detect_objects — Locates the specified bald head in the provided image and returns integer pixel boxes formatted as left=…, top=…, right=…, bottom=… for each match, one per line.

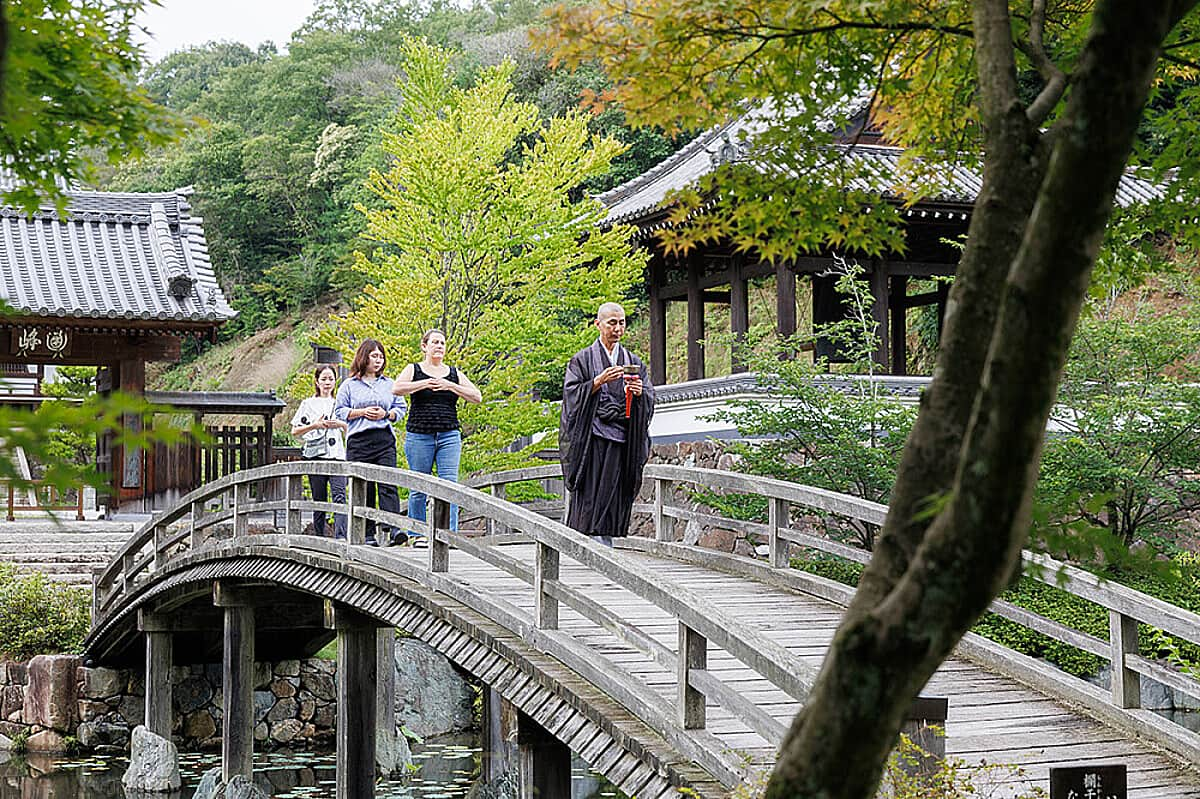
left=597, top=302, right=625, bottom=320
left=595, top=302, right=627, bottom=348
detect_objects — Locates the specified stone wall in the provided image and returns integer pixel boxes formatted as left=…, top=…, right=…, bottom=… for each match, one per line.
left=632, top=440, right=767, bottom=558
left=0, top=639, right=475, bottom=754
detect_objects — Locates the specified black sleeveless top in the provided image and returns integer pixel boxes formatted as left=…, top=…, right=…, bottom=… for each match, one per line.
left=406, top=363, right=461, bottom=433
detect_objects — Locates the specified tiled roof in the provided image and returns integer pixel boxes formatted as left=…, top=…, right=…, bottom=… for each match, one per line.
left=655, top=372, right=930, bottom=404
left=0, top=183, right=235, bottom=327
left=598, top=106, right=1163, bottom=227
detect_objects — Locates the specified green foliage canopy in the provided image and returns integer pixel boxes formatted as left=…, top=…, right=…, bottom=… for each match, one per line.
left=0, top=0, right=181, bottom=210
left=329, top=37, right=645, bottom=472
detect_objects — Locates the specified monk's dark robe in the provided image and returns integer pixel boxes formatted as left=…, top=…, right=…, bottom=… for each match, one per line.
left=560, top=340, right=655, bottom=537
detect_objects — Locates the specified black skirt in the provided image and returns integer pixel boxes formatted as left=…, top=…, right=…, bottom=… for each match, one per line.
left=566, top=435, right=634, bottom=538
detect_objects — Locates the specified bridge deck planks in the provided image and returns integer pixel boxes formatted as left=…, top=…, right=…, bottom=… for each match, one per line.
left=380, top=542, right=1200, bottom=798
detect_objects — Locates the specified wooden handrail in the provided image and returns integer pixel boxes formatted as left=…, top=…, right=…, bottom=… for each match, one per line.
left=2, top=479, right=84, bottom=521
left=480, top=463, right=1200, bottom=718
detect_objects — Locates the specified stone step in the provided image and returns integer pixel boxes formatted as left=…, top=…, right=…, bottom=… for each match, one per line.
left=0, top=521, right=135, bottom=536
left=2, top=551, right=116, bottom=563
left=0, top=537, right=130, bottom=550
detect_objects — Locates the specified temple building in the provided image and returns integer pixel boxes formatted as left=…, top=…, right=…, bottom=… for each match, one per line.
left=0, top=179, right=280, bottom=515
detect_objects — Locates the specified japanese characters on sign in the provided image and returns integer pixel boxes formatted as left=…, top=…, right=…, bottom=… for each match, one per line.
left=1049, top=764, right=1126, bottom=799
left=12, top=326, right=71, bottom=359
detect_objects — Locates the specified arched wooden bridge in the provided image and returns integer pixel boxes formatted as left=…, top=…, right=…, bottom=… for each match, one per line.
left=86, top=461, right=1200, bottom=798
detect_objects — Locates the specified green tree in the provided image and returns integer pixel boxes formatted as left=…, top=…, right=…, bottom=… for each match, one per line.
left=541, top=1, right=1200, bottom=796
left=1038, top=306, right=1200, bottom=548
left=328, top=36, right=645, bottom=472
left=0, top=1, right=193, bottom=500
left=0, top=0, right=180, bottom=210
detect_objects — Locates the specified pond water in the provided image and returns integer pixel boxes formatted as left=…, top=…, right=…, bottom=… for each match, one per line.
left=0, top=733, right=628, bottom=798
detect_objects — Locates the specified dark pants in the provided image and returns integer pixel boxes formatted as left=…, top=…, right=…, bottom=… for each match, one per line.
left=308, top=471, right=347, bottom=539
left=345, top=427, right=401, bottom=545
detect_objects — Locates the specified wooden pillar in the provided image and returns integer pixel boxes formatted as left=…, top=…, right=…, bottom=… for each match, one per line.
left=326, top=603, right=380, bottom=799
left=214, top=582, right=255, bottom=783
left=144, top=631, right=173, bottom=738
left=117, top=357, right=146, bottom=512
left=376, top=628, right=397, bottom=775
left=890, top=274, right=908, bottom=376
left=482, top=687, right=519, bottom=784
left=518, top=710, right=571, bottom=799
left=869, top=262, right=890, bottom=371
left=936, top=280, right=951, bottom=339
left=686, top=257, right=705, bottom=381
left=775, top=262, right=796, bottom=342
left=648, top=257, right=668, bottom=385
left=730, top=255, right=749, bottom=373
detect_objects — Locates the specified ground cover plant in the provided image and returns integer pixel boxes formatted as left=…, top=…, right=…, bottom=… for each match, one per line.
left=0, top=563, right=90, bottom=661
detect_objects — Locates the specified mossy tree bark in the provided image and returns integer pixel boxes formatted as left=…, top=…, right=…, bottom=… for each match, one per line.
left=766, top=1, right=1199, bottom=797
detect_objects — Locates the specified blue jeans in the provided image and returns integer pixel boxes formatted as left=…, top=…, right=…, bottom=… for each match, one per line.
left=405, top=430, right=461, bottom=532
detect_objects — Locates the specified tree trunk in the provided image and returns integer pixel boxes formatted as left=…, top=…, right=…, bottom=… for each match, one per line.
left=766, top=1, right=1197, bottom=797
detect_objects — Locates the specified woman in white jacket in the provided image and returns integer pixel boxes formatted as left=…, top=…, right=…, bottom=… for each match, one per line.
left=290, top=365, right=348, bottom=538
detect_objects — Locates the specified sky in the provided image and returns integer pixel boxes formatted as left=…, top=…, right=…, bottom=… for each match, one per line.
left=135, top=0, right=319, bottom=64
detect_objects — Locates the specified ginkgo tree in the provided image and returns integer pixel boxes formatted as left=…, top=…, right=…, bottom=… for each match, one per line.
left=327, top=37, right=645, bottom=472
left=539, top=1, right=1200, bottom=797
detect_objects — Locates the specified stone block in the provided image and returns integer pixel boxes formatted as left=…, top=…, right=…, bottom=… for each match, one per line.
left=119, top=694, right=144, bottom=726
left=1, top=685, right=23, bottom=720
left=22, top=655, right=80, bottom=732
left=82, top=666, right=124, bottom=699
left=266, top=697, right=297, bottom=724
left=276, top=660, right=301, bottom=677
left=6, top=662, right=27, bottom=685
left=393, top=638, right=474, bottom=738
left=253, top=661, right=272, bottom=690
left=270, top=718, right=304, bottom=743
left=253, top=691, right=274, bottom=724
left=26, top=729, right=68, bottom=752
left=269, top=678, right=296, bottom=698
left=312, top=703, right=335, bottom=728
left=300, top=670, right=335, bottom=702
left=78, top=699, right=111, bottom=723
left=183, top=710, right=217, bottom=741
left=122, top=725, right=181, bottom=792
left=298, top=697, right=315, bottom=721
left=174, top=672, right=213, bottom=714
left=697, top=528, right=738, bottom=553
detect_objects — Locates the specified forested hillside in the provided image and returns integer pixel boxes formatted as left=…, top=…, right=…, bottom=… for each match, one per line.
left=107, top=0, right=677, bottom=351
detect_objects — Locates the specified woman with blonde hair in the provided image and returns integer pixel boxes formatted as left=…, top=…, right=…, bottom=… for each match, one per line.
left=392, top=329, right=481, bottom=532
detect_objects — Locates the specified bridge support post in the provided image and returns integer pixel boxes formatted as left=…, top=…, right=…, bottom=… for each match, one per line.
left=326, top=602, right=381, bottom=799
left=678, top=622, right=707, bottom=729
left=214, top=582, right=256, bottom=783
left=376, top=628, right=398, bottom=775
left=1109, top=610, right=1141, bottom=708
left=137, top=611, right=173, bottom=738
left=518, top=709, right=571, bottom=799
left=481, top=687, right=519, bottom=783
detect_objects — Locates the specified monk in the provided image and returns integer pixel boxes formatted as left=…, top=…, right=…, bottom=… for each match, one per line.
left=560, top=302, right=656, bottom=544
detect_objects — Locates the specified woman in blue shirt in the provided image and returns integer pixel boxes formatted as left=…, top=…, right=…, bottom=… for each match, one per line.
left=334, top=339, right=407, bottom=546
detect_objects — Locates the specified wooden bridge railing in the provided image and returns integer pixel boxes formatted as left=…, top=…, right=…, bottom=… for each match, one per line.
left=92, top=461, right=820, bottom=785
left=472, top=462, right=1200, bottom=765
left=3, top=479, right=84, bottom=521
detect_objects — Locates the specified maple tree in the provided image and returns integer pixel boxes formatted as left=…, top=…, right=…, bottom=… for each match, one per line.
left=538, top=1, right=1200, bottom=796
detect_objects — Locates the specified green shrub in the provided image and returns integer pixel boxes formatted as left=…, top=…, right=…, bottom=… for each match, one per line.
left=0, top=563, right=91, bottom=660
